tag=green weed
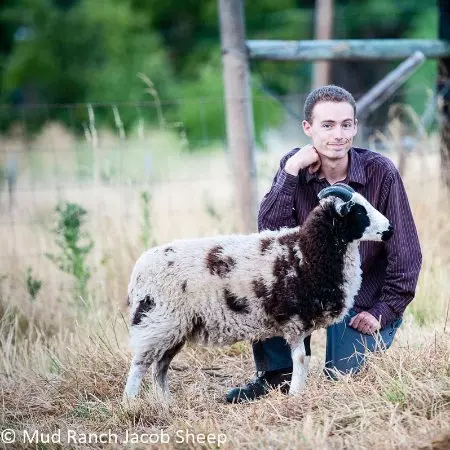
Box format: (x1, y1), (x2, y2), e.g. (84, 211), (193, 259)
(46, 202), (93, 308)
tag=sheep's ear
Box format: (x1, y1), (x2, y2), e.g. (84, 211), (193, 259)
(336, 200), (355, 216)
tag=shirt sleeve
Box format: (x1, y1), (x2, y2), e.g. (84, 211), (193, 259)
(368, 170), (422, 327)
(258, 149), (300, 232)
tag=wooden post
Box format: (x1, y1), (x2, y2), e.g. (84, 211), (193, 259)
(219, 0), (257, 233)
(438, 0), (450, 188)
(312, 0), (334, 88)
(247, 39), (450, 61)
(356, 51), (426, 119)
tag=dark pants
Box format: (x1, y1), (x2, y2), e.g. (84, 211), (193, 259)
(253, 309), (403, 375)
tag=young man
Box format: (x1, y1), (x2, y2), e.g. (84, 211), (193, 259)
(226, 85), (422, 403)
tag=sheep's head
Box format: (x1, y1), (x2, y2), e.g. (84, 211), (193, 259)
(318, 183), (393, 242)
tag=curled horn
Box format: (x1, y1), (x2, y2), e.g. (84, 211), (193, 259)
(332, 182), (355, 193)
(318, 185), (353, 202)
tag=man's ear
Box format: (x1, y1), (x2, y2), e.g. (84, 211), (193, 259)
(302, 120), (312, 137)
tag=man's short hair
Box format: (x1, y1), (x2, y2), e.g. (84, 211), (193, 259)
(304, 85), (356, 123)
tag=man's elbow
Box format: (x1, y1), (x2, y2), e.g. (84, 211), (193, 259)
(407, 229), (423, 273)
(258, 219), (276, 232)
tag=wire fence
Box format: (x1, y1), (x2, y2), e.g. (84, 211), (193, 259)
(0, 88), (441, 267)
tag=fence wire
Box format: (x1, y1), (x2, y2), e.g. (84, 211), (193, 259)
(0, 90), (441, 266)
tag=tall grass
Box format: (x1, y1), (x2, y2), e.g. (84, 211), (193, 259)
(0, 120), (449, 449)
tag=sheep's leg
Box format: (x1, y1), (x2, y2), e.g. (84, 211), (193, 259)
(123, 309), (185, 404)
(152, 340), (185, 402)
(288, 337), (310, 396)
(123, 355), (151, 401)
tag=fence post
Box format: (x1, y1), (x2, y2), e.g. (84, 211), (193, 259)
(312, 0), (334, 88)
(356, 51), (426, 119)
(439, 0), (450, 188)
(219, 0), (257, 233)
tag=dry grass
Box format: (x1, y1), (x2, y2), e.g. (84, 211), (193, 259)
(0, 123), (449, 449)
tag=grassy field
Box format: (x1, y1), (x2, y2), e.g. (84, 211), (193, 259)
(0, 123), (449, 449)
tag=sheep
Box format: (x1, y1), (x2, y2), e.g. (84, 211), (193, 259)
(123, 183), (393, 403)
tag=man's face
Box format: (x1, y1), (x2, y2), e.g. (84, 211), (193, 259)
(302, 101), (357, 160)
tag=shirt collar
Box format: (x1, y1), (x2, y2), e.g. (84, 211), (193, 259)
(304, 147), (366, 186)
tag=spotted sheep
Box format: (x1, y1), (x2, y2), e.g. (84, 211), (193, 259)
(123, 183), (393, 403)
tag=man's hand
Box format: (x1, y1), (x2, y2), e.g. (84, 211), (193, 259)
(349, 311), (381, 335)
(285, 144), (321, 176)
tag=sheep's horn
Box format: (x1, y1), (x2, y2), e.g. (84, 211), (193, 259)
(332, 182), (355, 193)
(318, 186), (353, 202)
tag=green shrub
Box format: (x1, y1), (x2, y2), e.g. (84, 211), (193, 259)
(176, 61), (284, 148)
(25, 267), (42, 302)
(46, 202), (93, 307)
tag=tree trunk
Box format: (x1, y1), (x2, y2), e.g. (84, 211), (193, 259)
(219, 0), (257, 232)
(439, 0), (450, 188)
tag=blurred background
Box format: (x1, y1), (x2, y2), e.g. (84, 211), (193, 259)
(0, 0), (436, 141)
(0, 0), (446, 325)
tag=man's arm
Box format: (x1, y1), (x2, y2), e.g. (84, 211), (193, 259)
(368, 169), (422, 328)
(258, 146), (321, 232)
(258, 151), (299, 232)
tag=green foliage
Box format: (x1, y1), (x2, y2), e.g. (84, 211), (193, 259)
(407, 301), (433, 327)
(383, 379), (408, 408)
(46, 202), (93, 306)
(0, 0), (439, 141)
(404, 7), (438, 121)
(176, 60), (284, 146)
(409, 308), (427, 327)
(176, 63), (226, 146)
(0, 0), (176, 132)
(335, 0), (427, 38)
(25, 267), (42, 302)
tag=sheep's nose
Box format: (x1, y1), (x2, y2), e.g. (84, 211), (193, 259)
(381, 224), (394, 241)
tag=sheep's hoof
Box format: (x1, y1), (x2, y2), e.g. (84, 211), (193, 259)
(288, 387), (303, 397)
(153, 391), (172, 408)
(121, 394), (142, 413)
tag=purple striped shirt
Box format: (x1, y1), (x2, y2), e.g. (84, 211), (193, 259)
(258, 147), (422, 327)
